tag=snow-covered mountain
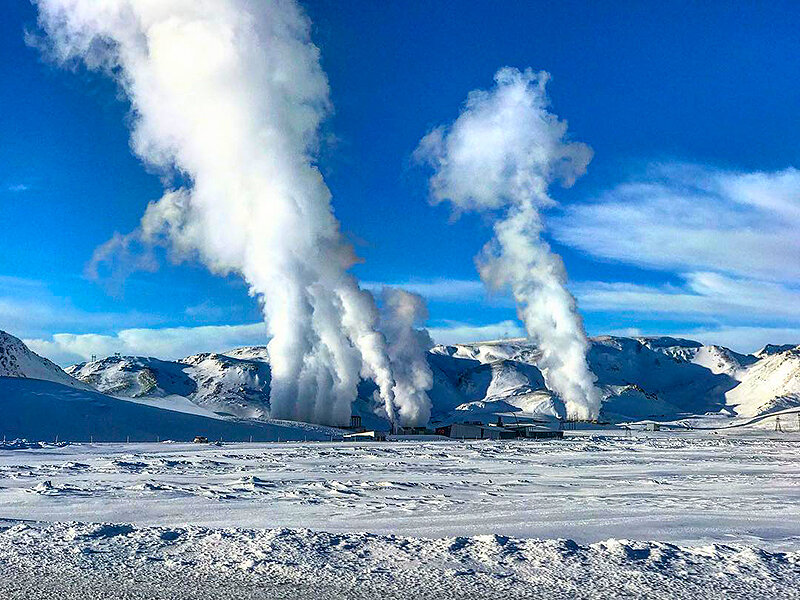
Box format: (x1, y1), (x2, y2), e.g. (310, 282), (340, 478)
(429, 336), (800, 423)
(222, 346), (269, 361)
(178, 352), (270, 418)
(725, 346), (800, 416)
(66, 352), (271, 419)
(65, 355), (195, 398)
(58, 335), (800, 424)
(6, 328), (800, 427)
(0, 330), (92, 390)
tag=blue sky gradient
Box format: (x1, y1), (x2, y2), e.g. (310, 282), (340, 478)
(2, 0), (799, 363)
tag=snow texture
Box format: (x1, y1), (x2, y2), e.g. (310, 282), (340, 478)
(1, 435), (799, 598)
(0, 521), (796, 599)
(1, 436), (799, 547)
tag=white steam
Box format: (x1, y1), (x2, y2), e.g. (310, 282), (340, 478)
(380, 289), (434, 427)
(415, 67), (601, 420)
(34, 0), (428, 426)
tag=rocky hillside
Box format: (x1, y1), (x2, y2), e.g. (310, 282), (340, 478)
(66, 352), (271, 419)
(0, 330), (91, 390)
(429, 336), (800, 423)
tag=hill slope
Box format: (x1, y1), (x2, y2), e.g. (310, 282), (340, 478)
(725, 346), (800, 416)
(66, 352), (271, 419)
(0, 330), (91, 390)
(0, 377), (332, 442)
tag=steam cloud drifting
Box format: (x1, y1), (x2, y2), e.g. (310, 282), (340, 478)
(380, 289), (434, 427)
(34, 0), (431, 426)
(415, 68), (601, 420)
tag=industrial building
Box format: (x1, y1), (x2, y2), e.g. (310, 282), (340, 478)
(435, 422), (516, 440)
(435, 414), (564, 440)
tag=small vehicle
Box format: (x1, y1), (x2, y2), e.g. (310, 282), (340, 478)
(193, 436), (209, 444)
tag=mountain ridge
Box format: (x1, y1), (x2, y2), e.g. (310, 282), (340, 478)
(3, 329), (799, 427)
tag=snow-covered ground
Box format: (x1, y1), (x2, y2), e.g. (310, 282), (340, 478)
(1, 434), (799, 597)
(2, 521), (797, 599)
(3, 434), (798, 547)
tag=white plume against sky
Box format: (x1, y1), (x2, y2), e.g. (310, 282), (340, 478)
(9, 1), (797, 408)
(415, 68), (601, 420)
(32, 0), (432, 426)
(379, 288), (434, 426)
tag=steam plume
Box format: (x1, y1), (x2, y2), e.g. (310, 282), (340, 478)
(33, 0), (423, 425)
(380, 289), (434, 427)
(415, 68), (601, 420)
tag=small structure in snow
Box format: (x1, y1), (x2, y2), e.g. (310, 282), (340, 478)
(193, 436), (209, 443)
(645, 423), (661, 432)
(436, 414), (564, 440)
(343, 430), (386, 442)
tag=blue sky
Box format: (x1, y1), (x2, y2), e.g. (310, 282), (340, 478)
(2, 0), (799, 364)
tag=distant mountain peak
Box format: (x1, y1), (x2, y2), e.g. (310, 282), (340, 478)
(755, 343), (798, 357)
(0, 330), (91, 390)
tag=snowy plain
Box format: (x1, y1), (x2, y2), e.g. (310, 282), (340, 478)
(2, 433), (799, 598)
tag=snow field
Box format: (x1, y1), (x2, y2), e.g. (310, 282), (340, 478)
(1, 435), (799, 548)
(0, 521), (797, 599)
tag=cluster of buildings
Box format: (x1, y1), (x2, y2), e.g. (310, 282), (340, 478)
(342, 414), (564, 441)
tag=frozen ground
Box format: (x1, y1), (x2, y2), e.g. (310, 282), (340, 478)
(1, 521), (797, 599)
(1, 433), (799, 597)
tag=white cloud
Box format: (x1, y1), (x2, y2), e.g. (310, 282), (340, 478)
(6, 183), (31, 193)
(363, 279), (512, 306)
(0, 276), (167, 339)
(551, 163), (800, 342)
(574, 272), (800, 320)
(552, 164), (800, 282)
(427, 320), (525, 345)
(25, 322), (269, 366)
(24, 316), (528, 366)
